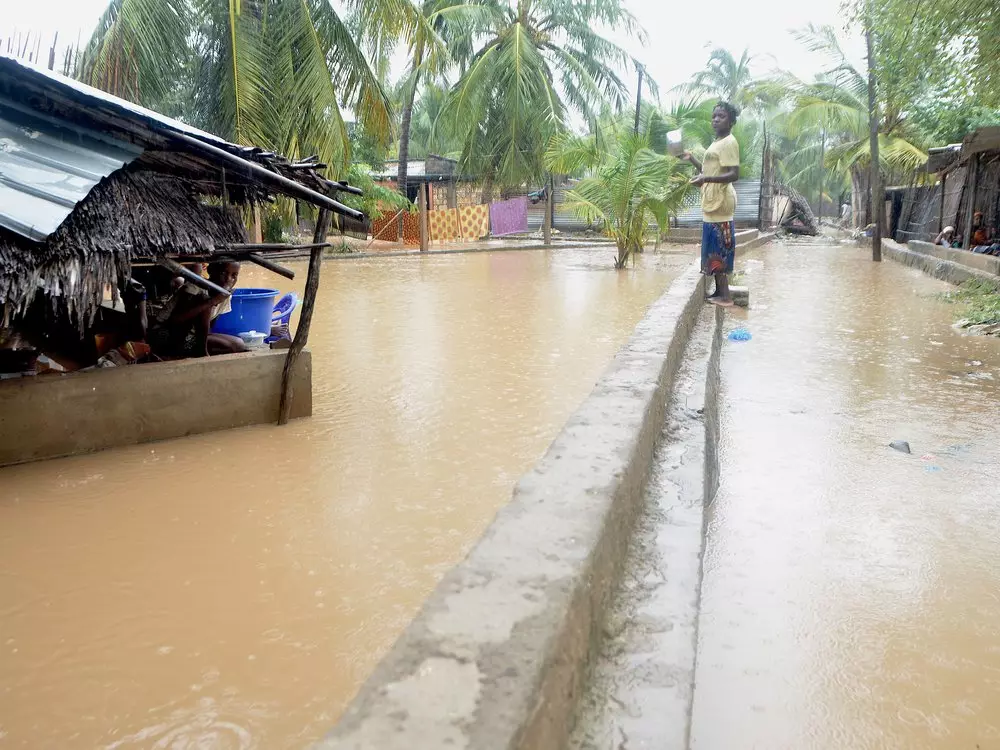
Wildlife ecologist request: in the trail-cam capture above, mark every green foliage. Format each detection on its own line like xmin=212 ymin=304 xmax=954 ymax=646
xmin=81 ymin=0 xmax=398 ymax=175
xmin=912 ymin=100 xmax=1000 ymax=146
xmin=944 ymin=279 xmax=1000 ymax=326
xmin=545 ymin=118 xmax=691 ymax=269
xmin=446 ymin=0 xmax=639 ymax=193
xmin=862 ymin=0 xmax=1000 ymax=108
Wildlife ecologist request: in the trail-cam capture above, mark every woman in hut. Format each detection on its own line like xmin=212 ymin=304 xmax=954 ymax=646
xmin=682 ymin=102 xmax=741 ymax=306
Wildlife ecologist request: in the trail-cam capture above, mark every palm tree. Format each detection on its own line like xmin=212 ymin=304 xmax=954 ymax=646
xmin=682 ymin=48 xmax=759 ymax=112
xmin=779 ymin=25 xmax=927 ymax=227
xmin=382 ymin=0 xmax=480 ymax=202
xmin=80 ymin=0 xmax=398 ymax=176
xmin=447 ymin=0 xmax=640 ymax=198
xmin=545 ymin=115 xmax=691 ymax=269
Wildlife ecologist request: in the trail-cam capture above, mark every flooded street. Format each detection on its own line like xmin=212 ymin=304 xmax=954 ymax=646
xmin=691 ymin=242 xmax=1000 ymax=749
xmin=0 ymin=247 xmax=684 ymax=748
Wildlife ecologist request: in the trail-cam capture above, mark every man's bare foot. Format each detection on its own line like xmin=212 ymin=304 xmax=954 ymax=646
xmin=709 ymin=297 xmax=734 ymax=307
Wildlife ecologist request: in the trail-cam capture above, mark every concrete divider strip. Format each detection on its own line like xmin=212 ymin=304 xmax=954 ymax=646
xmin=318 ymin=263 xmax=710 ymax=750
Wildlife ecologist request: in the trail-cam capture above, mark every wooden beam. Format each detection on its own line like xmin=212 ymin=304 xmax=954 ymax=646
xmin=155 ymin=258 xmax=231 ymax=298
xmin=419 ymin=182 xmax=429 ymax=252
xmin=963 ymin=153 xmax=979 ymax=250
xmin=938 ymin=172 xmax=947 ymax=234
xmin=278 ymin=209 xmax=329 ymax=425
xmin=246 ymin=253 xmax=295 ymax=280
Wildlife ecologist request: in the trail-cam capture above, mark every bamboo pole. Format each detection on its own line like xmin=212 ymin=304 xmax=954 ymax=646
xmin=543 ymin=178 xmax=553 ymax=245
xmin=278 ymin=209 xmax=329 ymax=425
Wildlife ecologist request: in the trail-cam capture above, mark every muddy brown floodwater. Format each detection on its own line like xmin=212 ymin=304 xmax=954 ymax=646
xmin=691 ymin=241 xmax=1000 ymax=749
xmin=0 ymin=247 xmax=685 ymax=749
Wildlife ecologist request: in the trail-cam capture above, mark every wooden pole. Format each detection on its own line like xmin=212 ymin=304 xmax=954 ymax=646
xmin=155 ymin=258 xmax=231 ymax=298
xmin=866 ymin=10 xmax=882 ymax=262
xmin=543 ymin=177 xmax=553 ymax=245
xmin=419 ymin=182 xmax=429 ymax=252
xmin=963 ymin=154 xmax=979 ymax=250
xmin=938 ymin=172 xmax=947 ymax=234
xmin=278 ymin=209 xmax=329 ymax=425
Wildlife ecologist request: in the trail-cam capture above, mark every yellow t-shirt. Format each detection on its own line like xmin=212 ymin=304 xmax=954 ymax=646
xmin=700 ymin=134 xmax=740 ymax=223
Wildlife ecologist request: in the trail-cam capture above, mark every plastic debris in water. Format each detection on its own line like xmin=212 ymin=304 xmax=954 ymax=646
xmin=728 ymin=328 xmax=752 ymax=342
xmin=925 ymin=465 xmax=943 ymax=473
xmin=889 ymin=440 xmax=911 ymax=454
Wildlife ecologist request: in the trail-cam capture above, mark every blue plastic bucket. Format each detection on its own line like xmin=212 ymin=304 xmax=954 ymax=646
xmin=211 ymin=288 xmax=279 ymax=336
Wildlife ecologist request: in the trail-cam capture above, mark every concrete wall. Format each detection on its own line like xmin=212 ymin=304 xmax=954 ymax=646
xmin=0 ymin=350 xmax=311 ymax=467
xmin=907 ymin=240 xmax=1000 ymax=276
xmin=882 ymin=239 xmax=1000 ymax=289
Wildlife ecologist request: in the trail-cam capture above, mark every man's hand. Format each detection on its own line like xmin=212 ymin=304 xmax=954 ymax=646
xmin=690 ymin=174 xmax=707 ymax=187
xmin=680 ymin=151 xmax=694 ymax=163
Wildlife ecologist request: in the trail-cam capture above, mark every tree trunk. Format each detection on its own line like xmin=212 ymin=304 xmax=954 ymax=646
xmin=866 ymin=10 xmax=883 ymax=262
xmin=397 ymin=66 xmax=421 ymax=238
xmin=851 ymin=166 xmax=868 ymax=230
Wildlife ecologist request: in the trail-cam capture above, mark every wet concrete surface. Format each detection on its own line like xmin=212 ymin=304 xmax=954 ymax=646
xmin=691 ymin=240 xmax=1000 ymax=749
xmin=569 ymin=305 xmax=720 ymax=750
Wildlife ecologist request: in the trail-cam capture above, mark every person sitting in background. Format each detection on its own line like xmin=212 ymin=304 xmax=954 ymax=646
xmin=971 ymin=212 xmax=990 ymax=247
xmin=147 ymin=259 xmax=248 ymax=358
xmin=935 ymin=226 xmax=955 ymax=247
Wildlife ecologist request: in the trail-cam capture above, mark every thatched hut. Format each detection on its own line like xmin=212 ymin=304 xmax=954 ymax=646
xmin=0 ymin=54 xmax=369 ymax=465
xmin=0 ymin=54 xmax=367 ymax=322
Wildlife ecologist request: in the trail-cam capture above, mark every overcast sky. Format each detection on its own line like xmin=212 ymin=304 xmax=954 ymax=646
xmin=2 ymin=0 xmax=864 ymax=100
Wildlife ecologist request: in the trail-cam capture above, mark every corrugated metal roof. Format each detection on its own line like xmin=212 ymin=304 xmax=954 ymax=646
xmin=1 ymin=54 xmax=239 ymax=151
xmin=0 ymin=101 xmax=142 ymax=242
xmin=675 ymin=180 xmax=761 ymax=226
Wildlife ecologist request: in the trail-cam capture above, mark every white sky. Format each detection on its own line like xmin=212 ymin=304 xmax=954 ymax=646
xmin=2 ymin=0 xmax=865 ymax=101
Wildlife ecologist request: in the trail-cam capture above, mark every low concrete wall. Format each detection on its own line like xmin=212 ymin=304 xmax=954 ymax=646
xmin=882 ymin=239 xmax=1000 ymax=289
xmin=0 ymin=350 xmax=311 ymax=466
xmin=907 ymin=240 xmax=1000 ymax=276
xmin=319 ymin=264 xmax=712 ymax=750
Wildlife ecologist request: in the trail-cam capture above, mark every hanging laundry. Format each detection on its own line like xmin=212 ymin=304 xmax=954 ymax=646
xmin=489 ymin=197 xmax=529 ymax=236
xmin=428 ymin=208 xmax=461 ymax=242
xmin=458 ymin=204 xmax=490 ymax=240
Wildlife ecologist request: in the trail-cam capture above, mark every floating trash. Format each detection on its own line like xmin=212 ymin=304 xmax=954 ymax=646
xmin=890 ymin=440 xmax=911 ymax=454
xmin=925 ymin=465 xmax=943 ymax=473
xmin=728 ymin=328 xmax=752 ymax=342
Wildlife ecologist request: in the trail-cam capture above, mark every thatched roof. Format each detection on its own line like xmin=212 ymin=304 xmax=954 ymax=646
xmin=1 ymin=169 xmax=247 ymax=320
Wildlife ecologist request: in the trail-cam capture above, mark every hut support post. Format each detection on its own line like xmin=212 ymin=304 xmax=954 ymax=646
xmin=543 ymin=177 xmax=553 ymax=245
xmin=938 ymin=172 xmax=947 ymax=234
xmin=963 ymin=154 xmax=979 ymax=250
xmin=278 ymin=208 xmax=329 ymax=426
xmin=419 ymin=183 xmax=429 ymax=252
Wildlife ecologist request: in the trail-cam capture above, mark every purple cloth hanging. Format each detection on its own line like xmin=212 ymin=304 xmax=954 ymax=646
xmin=489 ymin=197 xmax=529 ymax=236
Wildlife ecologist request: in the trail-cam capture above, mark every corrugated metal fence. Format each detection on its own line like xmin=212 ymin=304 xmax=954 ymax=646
xmin=522 ymin=179 xmax=761 ymax=232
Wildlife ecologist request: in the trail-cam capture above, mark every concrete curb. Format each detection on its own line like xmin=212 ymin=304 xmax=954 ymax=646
xmin=318 ymin=264 xmax=709 ymax=750
xmin=318 ymin=235 xmax=770 ymax=750
xmin=881 ymin=239 xmax=1000 ymax=289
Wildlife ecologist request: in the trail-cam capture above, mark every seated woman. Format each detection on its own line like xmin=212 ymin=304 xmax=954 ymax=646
xmin=934 ymin=226 xmax=955 ymax=247
xmin=147 ymin=259 xmax=248 ymax=358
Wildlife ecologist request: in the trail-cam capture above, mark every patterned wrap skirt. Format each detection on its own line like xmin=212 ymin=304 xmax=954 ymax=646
xmin=701 ymin=220 xmax=736 ymax=275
